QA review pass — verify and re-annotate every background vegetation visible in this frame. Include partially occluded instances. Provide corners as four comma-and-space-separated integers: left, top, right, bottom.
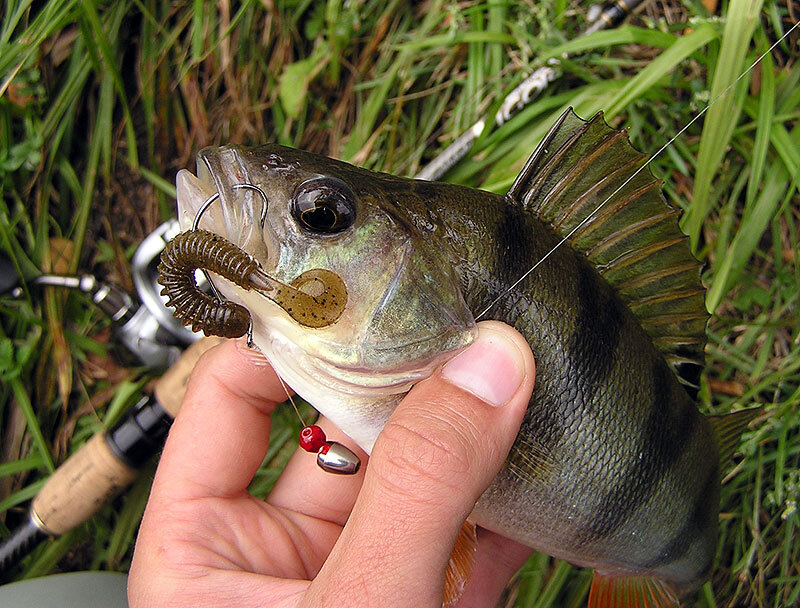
1, 1, 798, 606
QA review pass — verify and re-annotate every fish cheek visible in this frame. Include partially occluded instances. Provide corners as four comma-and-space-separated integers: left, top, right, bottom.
359, 235, 475, 366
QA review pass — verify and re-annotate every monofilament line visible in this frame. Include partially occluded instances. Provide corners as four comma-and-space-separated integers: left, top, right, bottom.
476, 19, 800, 321
277, 373, 306, 427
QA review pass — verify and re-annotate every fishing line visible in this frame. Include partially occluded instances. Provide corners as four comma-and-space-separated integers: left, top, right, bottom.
475, 19, 800, 321
276, 373, 306, 427
270, 359, 361, 474
274, 367, 361, 474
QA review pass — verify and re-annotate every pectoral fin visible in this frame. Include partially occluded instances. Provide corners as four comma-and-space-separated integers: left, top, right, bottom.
443, 519, 478, 608
588, 571, 679, 608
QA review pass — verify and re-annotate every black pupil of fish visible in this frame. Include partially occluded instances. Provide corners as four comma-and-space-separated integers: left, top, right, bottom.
301, 204, 338, 231
292, 178, 356, 233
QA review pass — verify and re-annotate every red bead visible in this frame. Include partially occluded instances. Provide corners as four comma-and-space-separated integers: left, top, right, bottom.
299, 425, 327, 452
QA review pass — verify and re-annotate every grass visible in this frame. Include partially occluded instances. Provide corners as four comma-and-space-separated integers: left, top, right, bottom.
1, 0, 798, 606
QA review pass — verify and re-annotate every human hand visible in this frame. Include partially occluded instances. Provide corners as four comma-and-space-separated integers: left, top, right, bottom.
128, 320, 536, 608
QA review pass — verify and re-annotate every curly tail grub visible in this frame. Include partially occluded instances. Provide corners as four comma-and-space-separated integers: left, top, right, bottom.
158, 230, 348, 337
158, 230, 256, 338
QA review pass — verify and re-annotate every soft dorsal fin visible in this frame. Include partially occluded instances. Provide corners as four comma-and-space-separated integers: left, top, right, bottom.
708, 406, 762, 463
507, 108, 708, 391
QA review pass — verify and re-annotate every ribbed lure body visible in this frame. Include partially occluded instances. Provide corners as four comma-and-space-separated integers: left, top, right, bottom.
158, 229, 256, 338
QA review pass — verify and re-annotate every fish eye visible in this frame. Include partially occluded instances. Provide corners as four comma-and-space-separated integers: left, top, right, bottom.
291, 177, 356, 234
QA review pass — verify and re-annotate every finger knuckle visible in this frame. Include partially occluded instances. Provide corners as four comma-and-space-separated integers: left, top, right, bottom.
372, 412, 477, 498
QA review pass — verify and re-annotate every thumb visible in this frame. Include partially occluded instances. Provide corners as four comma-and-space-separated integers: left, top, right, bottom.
304, 320, 535, 608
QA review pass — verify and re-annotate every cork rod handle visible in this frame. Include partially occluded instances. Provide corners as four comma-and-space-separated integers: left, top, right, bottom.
29, 336, 224, 535
31, 434, 138, 535
154, 336, 224, 417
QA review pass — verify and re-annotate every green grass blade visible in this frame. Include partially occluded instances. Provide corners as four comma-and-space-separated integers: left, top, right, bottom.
77, 0, 139, 168
138, 166, 177, 199
745, 30, 775, 206
707, 162, 793, 312
0, 453, 44, 478
684, 0, 765, 252
0, 478, 46, 512
603, 23, 718, 119
539, 25, 677, 62
9, 378, 54, 472
23, 530, 79, 579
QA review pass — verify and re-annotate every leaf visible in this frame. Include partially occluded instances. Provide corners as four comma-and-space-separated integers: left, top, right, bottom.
706, 160, 790, 312
604, 23, 719, 119
0, 337, 14, 376
278, 51, 327, 119
745, 30, 775, 207
304, 2, 326, 40
683, 0, 765, 252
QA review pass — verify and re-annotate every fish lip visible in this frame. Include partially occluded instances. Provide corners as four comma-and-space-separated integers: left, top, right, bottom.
176, 146, 246, 237
175, 168, 216, 232
196, 146, 250, 233
190, 145, 279, 271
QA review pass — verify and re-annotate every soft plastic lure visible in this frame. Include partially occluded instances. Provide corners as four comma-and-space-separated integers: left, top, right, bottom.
158, 228, 347, 336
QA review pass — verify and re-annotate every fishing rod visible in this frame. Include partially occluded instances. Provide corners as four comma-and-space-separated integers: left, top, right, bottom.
415, 0, 647, 181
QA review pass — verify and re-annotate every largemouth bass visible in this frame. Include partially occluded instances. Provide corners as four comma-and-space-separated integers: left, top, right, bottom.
164, 109, 758, 608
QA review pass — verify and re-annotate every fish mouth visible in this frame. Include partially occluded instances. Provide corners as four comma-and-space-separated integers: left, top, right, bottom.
177, 147, 275, 267
175, 168, 217, 233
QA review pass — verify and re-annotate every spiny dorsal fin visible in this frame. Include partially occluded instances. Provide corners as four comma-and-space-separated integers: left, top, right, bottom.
708, 407, 762, 463
588, 571, 679, 608
443, 519, 478, 608
507, 108, 707, 391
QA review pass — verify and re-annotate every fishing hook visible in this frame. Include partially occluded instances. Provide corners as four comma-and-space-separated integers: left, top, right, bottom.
192, 182, 269, 232
191, 182, 269, 311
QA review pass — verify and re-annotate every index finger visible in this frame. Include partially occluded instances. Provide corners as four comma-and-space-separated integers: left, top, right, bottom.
152, 338, 289, 502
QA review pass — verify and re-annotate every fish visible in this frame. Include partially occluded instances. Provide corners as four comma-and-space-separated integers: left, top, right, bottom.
165, 108, 760, 608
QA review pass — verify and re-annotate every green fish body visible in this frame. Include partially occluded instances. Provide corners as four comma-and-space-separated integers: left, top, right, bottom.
169, 109, 757, 606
